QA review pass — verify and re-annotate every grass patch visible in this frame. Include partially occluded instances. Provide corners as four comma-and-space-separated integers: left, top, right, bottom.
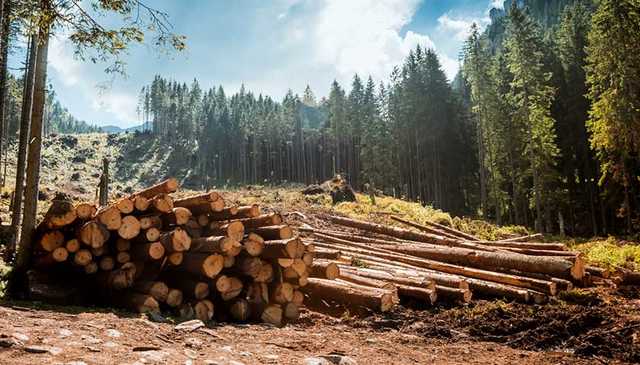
568, 236, 640, 271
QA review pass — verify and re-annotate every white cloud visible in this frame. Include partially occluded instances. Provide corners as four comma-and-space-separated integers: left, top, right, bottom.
437, 13, 490, 42
309, 0, 436, 85
490, 0, 504, 9
48, 34, 139, 125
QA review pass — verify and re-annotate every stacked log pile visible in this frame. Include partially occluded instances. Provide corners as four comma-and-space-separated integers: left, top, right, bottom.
28, 178, 322, 326
301, 214, 640, 309
28, 180, 640, 318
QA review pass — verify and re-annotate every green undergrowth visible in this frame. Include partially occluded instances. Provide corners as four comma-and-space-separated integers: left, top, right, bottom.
566, 236, 640, 271
332, 193, 527, 240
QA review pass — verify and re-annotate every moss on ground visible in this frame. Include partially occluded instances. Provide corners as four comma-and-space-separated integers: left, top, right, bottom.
567, 236, 640, 271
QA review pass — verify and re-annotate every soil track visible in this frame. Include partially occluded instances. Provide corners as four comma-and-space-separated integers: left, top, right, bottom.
0, 301, 605, 364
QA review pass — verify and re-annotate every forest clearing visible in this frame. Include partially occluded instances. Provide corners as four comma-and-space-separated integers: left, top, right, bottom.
1, 0, 640, 364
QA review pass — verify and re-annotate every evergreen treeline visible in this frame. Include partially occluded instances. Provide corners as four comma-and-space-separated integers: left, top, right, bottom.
461, 0, 640, 235
138, 48, 476, 216
140, 0, 640, 236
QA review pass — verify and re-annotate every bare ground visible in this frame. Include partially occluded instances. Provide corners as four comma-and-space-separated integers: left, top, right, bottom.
0, 302, 604, 365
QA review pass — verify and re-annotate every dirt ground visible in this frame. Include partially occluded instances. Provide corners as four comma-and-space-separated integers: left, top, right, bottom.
0, 301, 610, 365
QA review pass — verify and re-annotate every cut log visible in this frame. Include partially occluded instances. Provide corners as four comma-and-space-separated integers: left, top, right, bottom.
243, 233, 265, 256
237, 257, 263, 278
466, 278, 534, 303
214, 275, 232, 293
361, 260, 469, 290
338, 265, 435, 290
221, 277, 243, 301
75, 203, 97, 220
272, 282, 294, 304
166, 288, 183, 307
292, 290, 304, 305
33, 247, 69, 267
160, 228, 192, 252
162, 207, 192, 226
73, 249, 93, 266
130, 241, 165, 261
237, 213, 283, 229
230, 299, 250, 322
309, 260, 340, 280
470, 240, 568, 252
132, 195, 150, 212
390, 216, 465, 241
115, 197, 134, 214
123, 293, 160, 313
253, 225, 293, 240
42, 199, 77, 229
133, 178, 179, 199
283, 302, 300, 320
118, 215, 141, 240
208, 206, 239, 221
207, 221, 245, 241
194, 299, 214, 321
90, 245, 107, 257
99, 256, 115, 271
181, 253, 224, 278
141, 227, 161, 242
190, 236, 239, 255
167, 252, 184, 266
38, 230, 65, 251
399, 216, 480, 242
261, 238, 300, 259
139, 216, 162, 230
151, 193, 174, 213
255, 262, 274, 283
116, 251, 131, 264
65, 239, 80, 253
95, 206, 122, 231
500, 233, 544, 242
435, 286, 473, 303
180, 201, 224, 215
261, 304, 283, 326
357, 239, 583, 282
338, 272, 397, 293
235, 204, 261, 219
133, 281, 169, 302
304, 278, 395, 312
173, 191, 220, 209
164, 278, 209, 300
312, 239, 558, 295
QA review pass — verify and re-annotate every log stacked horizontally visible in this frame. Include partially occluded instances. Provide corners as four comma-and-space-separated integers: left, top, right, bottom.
28, 178, 319, 326
29, 181, 640, 321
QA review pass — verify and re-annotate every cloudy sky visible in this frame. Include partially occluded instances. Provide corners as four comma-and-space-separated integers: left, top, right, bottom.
42, 0, 503, 127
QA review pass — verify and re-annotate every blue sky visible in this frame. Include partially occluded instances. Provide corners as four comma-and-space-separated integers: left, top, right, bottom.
43, 0, 504, 127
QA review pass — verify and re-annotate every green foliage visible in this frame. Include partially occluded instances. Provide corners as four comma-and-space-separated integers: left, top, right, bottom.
586, 0, 640, 230
570, 236, 640, 270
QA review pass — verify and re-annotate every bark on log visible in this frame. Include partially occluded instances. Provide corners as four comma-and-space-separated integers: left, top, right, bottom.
304, 278, 396, 312
309, 260, 340, 280
42, 199, 77, 229
133, 178, 179, 199
261, 304, 283, 326
208, 206, 239, 221
150, 193, 174, 213
190, 236, 239, 255
328, 215, 494, 251
230, 298, 250, 322
139, 216, 162, 230
160, 228, 192, 252
162, 207, 192, 226
207, 221, 244, 242
312, 239, 558, 295
173, 191, 220, 209
390, 216, 466, 241
181, 253, 224, 278
252, 225, 293, 240
237, 213, 283, 229
130, 241, 165, 261
500, 233, 544, 242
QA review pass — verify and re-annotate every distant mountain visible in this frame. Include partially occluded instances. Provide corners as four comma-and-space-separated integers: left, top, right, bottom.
101, 121, 153, 134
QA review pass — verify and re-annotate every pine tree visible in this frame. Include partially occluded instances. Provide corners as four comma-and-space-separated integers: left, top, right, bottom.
586, 0, 640, 232
505, 3, 560, 232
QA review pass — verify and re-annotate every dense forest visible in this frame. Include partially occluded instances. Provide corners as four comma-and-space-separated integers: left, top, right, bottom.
135, 0, 639, 236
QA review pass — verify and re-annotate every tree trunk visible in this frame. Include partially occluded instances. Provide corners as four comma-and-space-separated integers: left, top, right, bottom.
0, 0, 10, 184
9, 34, 37, 247
16, 31, 49, 271
99, 158, 109, 206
